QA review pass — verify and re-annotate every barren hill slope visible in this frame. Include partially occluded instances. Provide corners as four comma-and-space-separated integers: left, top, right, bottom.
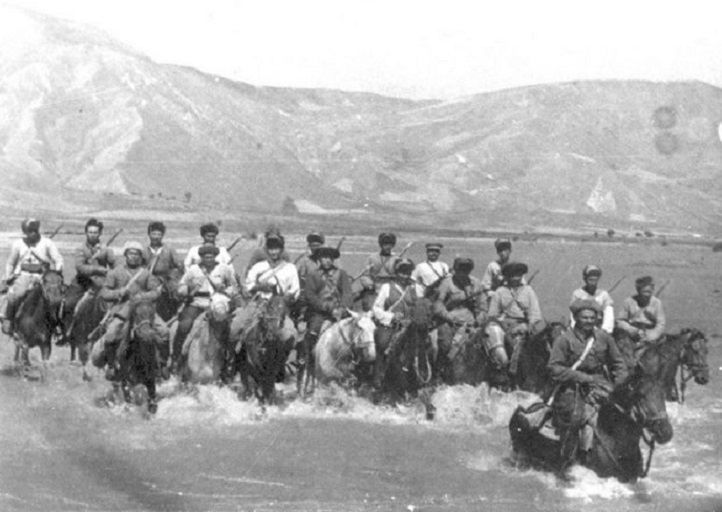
2, 7, 722, 234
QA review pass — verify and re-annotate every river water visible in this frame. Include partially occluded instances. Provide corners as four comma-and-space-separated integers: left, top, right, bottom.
0, 337, 720, 512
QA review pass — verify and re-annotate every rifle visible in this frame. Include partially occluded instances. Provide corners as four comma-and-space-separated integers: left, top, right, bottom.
397, 241, 413, 258
352, 264, 373, 281
106, 228, 123, 247
608, 275, 625, 294
226, 236, 246, 253
88, 268, 149, 339
655, 279, 671, 298
526, 269, 540, 285
47, 223, 64, 239
336, 237, 346, 251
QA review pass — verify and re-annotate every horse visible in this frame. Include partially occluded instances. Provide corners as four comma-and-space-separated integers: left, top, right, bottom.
312, 311, 376, 388
509, 335, 682, 483
155, 281, 182, 323
374, 297, 435, 415
12, 270, 66, 376
180, 294, 233, 385
61, 286, 107, 381
615, 327, 710, 402
117, 299, 163, 414
448, 321, 564, 394
235, 294, 289, 405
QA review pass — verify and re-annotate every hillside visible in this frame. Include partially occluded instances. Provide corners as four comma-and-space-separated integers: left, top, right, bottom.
2, 7, 722, 235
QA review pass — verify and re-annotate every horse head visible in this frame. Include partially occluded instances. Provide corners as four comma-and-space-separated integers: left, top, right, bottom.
41, 269, 66, 307
209, 293, 232, 323
347, 310, 376, 362
614, 373, 673, 445
679, 328, 710, 385
130, 299, 157, 342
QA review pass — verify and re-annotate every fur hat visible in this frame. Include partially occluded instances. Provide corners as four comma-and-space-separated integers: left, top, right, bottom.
315, 246, 340, 259
198, 245, 220, 257
265, 233, 285, 249
453, 257, 475, 272
494, 238, 512, 252
306, 232, 325, 244
148, 221, 166, 235
635, 276, 654, 289
199, 223, 219, 237
570, 298, 602, 315
123, 241, 144, 256
501, 261, 528, 278
378, 232, 397, 245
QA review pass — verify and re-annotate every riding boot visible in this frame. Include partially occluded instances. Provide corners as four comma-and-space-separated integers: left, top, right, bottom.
2, 301, 17, 335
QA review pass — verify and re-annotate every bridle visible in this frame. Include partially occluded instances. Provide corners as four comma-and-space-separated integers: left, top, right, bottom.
678, 331, 709, 403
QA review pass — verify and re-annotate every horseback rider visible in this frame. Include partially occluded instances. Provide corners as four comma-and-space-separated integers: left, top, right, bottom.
231, 233, 299, 356
91, 241, 170, 380
411, 242, 449, 299
295, 231, 325, 288
434, 257, 487, 383
184, 223, 232, 270
616, 276, 666, 344
143, 221, 184, 321
172, 245, 238, 371
548, 299, 628, 464
486, 261, 545, 387
570, 265, 614, 333
371, 258, 419, 387
243, 223, 291, 276
300, 246, 353, 371
2, 219, 64, 335
357, 232, 399, 311
65, 218, 116, 343
481, 238, 523, 301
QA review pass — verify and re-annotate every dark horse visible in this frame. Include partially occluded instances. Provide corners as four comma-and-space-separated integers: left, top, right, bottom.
449, 321, 564, 394
375, 297, 435, 416
12, 270, 65, 376
235, 295, 289, 405
507, 329, 713, 482
117, 299, 162, 414
615, 328, 710, 402
61, 285, 107, 380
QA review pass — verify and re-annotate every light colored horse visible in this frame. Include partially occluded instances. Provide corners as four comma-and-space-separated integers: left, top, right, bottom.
180, 294, 232, 384
313, 311, 377, 386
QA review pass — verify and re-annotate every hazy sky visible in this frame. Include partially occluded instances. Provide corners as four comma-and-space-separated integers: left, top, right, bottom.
10, 0, 722, 99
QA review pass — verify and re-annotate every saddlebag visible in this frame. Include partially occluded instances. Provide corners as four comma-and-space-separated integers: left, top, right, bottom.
516, 401, 552, 432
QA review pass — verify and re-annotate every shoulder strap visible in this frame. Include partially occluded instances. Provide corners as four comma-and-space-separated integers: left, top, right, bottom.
571, 334, 596, 371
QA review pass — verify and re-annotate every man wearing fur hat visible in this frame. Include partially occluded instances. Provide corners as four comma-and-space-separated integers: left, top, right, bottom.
91, 241, 169, 380
570, 265, 614, 333
548, 298, 628, 464
486, 261, 544, 388
616, 276, 666, 344
481, 238, 516, 296
433, 257, 487, 382
231, 234, 299, 364
143, 221, 184, 322
184, 223, 232, 270
357, 232, 399, 311
2, 219, 64, 335
299, 246, 353, 374
172, 245, 237, 371
244, 224, 291, 276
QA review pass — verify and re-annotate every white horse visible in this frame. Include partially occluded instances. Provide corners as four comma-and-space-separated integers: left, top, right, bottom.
179, 294, 232, 384
313, 311, 376, 387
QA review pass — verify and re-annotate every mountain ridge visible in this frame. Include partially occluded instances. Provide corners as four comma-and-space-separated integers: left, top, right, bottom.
2, 6, 722, 235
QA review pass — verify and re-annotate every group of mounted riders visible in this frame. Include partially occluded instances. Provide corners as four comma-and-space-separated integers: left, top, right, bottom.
0, 216, 702, 469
